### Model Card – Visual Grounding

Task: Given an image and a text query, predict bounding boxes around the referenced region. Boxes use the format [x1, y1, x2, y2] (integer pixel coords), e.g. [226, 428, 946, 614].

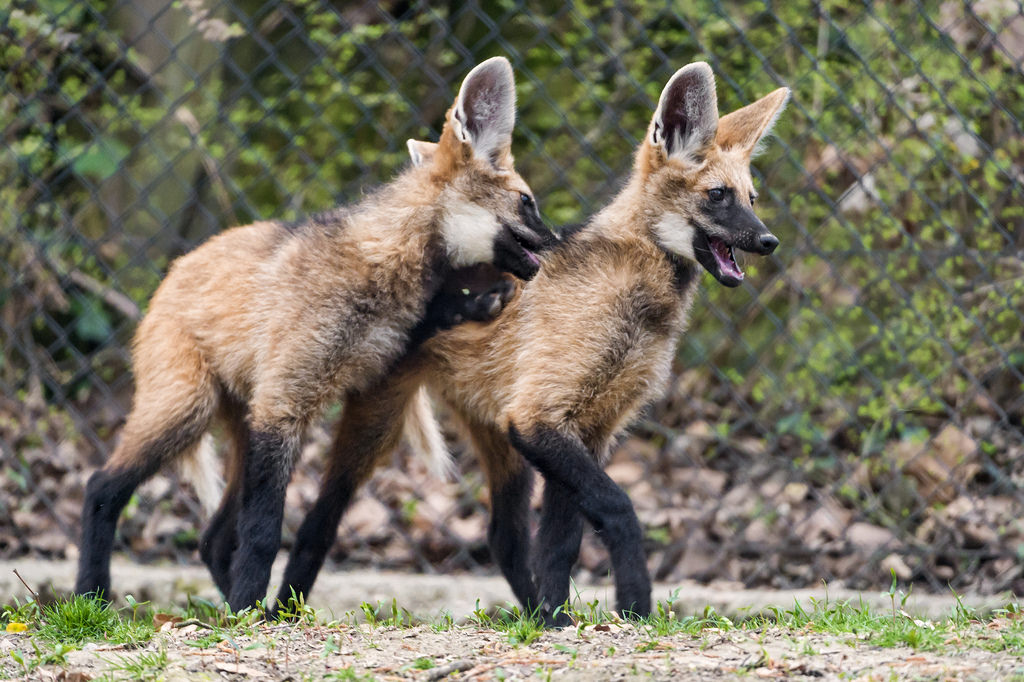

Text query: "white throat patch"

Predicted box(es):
[653, 213, 697, 261]
[443, 201, 499, 266]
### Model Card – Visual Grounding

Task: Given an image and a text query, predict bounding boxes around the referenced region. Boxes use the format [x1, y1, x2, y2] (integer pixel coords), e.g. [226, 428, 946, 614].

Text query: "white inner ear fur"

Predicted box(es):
[652, 63, 718, 164]
[442, 201, 499, 265]
[453, 59, 516, 163]
[653, 213, 697, 262]
[450, 114, 471, 144]
[407, 140, 425, 166]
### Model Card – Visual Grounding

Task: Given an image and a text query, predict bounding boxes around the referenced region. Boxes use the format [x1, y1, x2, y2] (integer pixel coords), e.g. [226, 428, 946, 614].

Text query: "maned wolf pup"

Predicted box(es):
[74, 57, 551, 612]
[261, 63, 790, 622]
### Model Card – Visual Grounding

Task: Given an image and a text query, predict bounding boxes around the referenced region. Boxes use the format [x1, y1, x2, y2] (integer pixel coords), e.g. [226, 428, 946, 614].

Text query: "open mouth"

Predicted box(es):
[709, 236, 743, 282]
[693, 230, 745, 288]
[494, 223, 549, 280]
[510, 229, 541, 267]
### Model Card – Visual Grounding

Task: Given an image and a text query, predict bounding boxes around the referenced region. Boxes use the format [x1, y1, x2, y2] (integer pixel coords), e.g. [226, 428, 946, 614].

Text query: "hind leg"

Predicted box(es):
[199, 399, 248, 597]
[76, 331, 216, 598]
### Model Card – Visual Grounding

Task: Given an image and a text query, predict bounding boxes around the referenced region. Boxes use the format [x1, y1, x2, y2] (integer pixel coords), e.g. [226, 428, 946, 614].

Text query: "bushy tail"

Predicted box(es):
[403, 386, 455, 481]
[177, 432, 223, 517]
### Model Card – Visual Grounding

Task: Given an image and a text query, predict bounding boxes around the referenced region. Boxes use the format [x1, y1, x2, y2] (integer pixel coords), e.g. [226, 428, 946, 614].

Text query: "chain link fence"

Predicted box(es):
[2, 0, 1022, 597]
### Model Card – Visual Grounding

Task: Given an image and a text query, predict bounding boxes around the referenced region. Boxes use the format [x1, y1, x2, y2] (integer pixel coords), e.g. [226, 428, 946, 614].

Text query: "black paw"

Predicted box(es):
[540, 605, 573, 629]
[459, 278, 515, 322]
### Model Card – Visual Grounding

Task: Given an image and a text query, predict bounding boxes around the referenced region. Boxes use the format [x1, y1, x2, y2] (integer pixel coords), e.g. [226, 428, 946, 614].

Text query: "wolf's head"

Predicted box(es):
[637, 62, 789, 287]
[409, 57, 555, 281]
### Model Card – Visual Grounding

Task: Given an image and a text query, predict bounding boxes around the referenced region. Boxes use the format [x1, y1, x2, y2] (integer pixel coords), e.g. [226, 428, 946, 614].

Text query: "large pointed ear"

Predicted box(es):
[716, 87, 790, 158]
[406, 139, 438, 167]
[450, 57, 516, 167]
[650, 62, 718, 164]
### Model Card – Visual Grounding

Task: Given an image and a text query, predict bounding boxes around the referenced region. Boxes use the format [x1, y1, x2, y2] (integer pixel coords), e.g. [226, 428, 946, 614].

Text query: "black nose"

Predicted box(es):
[759, 233, 779, 254]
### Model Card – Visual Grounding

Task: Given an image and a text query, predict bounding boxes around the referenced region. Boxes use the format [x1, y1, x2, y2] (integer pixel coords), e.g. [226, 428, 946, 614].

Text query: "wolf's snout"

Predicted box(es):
[758, 233, 779, 254]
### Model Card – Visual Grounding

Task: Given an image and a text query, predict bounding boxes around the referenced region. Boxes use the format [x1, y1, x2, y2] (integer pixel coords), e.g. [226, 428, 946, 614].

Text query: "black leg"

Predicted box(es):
[199, 494, 241, 598]
[272, 380, 415, 615]
[75, 465, 153, 598]
[76, 415, 206, 598]
[508, 424, 651, 618]
[487, 462, 539, 614]
[533, 478, 584, 626]
[226, 428, 297, 612]
[200, 399, 248, 598]
[272, 473, 357, 612]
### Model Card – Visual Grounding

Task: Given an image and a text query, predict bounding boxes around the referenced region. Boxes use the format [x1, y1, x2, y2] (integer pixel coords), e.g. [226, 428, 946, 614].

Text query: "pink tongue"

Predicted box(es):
[525, 250, 540, 266]
[711, 238, 743, 279]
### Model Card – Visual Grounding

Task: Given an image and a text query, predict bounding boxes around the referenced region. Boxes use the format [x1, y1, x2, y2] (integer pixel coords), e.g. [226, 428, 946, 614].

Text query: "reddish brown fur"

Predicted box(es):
[410, 89, 789, 487]
[270, 66, 791, 618]
[76, 58, 546, 606]
[309, 81, 791, 493]
[108, 78, 537, 473]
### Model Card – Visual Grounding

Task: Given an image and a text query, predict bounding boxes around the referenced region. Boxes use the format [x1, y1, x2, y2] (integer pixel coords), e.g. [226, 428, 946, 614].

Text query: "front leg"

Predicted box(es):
[508, 424, 651, 619]
[226, 426, 300, 613]
[533, 478, 584, 626]
[273, 370, 422, 614]
[408, 265, 516, 350]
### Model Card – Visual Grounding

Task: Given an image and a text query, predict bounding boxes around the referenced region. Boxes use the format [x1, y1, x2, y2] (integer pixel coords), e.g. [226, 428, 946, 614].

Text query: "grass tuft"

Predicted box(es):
[490, 605, 545, 646]
[36, 594, 152, 645]
[101, 647, 168, 681]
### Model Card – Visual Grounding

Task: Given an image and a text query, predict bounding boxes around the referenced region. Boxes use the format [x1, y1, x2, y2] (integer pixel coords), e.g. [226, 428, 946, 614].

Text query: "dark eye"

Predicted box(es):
[708, 187, 726, 202]
[520, 193, 534, 207]
[750, 193, 757, 204]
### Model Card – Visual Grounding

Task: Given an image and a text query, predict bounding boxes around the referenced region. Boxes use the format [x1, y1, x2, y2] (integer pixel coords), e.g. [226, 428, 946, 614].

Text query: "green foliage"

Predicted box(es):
[1, 597, 42, 628]
[4, 1, 1020, 511]
[358, 598, 412, 629]
[491, 605, 545, 646]
[430, 610, 455, 633]
[28, 594, 153, 646]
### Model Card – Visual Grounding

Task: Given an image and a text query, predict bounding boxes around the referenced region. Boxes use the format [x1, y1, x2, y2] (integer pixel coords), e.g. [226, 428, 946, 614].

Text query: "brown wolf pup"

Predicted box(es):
[74, 57, 552, 612]
[212, 62, 789, 621]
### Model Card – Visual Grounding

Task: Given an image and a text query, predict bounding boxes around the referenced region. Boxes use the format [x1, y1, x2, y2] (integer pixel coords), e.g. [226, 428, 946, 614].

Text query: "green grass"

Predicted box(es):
[2, 586, 1021, 680]
[29, 594, 153, 646]
[99, 648, 168, 681]
[545, 583, 1024, 655]
[467, 601, 546, 646]
[749, 595, 1024, 653]
[2, 594, 153, 676]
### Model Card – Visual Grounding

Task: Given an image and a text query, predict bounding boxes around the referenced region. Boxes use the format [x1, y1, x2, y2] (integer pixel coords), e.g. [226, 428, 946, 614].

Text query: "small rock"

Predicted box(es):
[675, 467, 728, 497]
[342, 497, 390, 539]
[606, 460, 645, 487]
[880, 553, 913, 581]
[742, 518, 772, 544]
[783, 482, 809, 504]
[846, 522, 897, 553]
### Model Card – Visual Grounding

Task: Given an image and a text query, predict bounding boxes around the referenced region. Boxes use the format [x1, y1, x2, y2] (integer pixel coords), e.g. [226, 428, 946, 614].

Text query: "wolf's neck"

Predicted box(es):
[344, 169, 445, 250]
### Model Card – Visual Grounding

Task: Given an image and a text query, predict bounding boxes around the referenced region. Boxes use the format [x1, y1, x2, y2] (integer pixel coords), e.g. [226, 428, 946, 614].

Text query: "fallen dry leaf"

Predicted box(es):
[153, 613, 182, 631]
[56, 673, 92, 682]
[217, 639, 239, 654]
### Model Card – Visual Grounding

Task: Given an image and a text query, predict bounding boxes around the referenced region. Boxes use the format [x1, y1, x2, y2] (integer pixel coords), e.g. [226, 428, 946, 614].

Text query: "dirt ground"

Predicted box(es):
[4, 617, 1024, 681]
[2, 559, 1022, 680]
